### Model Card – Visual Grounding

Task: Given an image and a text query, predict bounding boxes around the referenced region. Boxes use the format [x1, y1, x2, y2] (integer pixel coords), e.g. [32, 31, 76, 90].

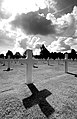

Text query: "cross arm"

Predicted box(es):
[0, 58, 14, 62]
[18, 58, 27, 64]
[39, 99, 55, 117]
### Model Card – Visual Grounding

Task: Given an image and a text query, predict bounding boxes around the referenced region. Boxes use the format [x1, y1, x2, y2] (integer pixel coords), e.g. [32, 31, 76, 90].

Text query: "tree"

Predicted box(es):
[70, 49, 76, 60]
[23, 50, 27, 58]
[57, 52, 64, 59]
[14, 52, 22, 59]
[50, 52, 57, 60]
[0, 54, 4, 58]
[40, 44, 50, 59]
[6, 50, 13, 58]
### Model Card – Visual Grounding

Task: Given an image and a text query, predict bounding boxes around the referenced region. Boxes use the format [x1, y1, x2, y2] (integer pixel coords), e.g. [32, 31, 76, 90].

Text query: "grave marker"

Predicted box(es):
[0, 58, 3, 65]
[3, 55, 13, 71]
[47, 57, 50, 65]
[21, 50, 55, 117]
[2, 57, 5, 66]
[2, 55, 17, 71]
[23, 83, 55, 118]
[19, 49, 38, 84]
[65, 53, 68, 73]
[7, 55, 11, 71]
[58, 58, 60, 65]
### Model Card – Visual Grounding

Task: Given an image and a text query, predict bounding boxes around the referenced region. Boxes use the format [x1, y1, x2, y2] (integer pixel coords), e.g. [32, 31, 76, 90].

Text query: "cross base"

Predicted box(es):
[7, 68, 10, 71]
[2, 64, 5, 66]
[21, 63, 23, 65]
[3, 68, 13, 71]
[22, 83, 55, 118]
[33, 65, 38, 68]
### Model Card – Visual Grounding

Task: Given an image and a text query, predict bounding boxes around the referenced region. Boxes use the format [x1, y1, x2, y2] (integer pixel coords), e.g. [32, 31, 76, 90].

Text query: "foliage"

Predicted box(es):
[14, 52, 22, 59]
[0, 54, 4, 58]
[6, 50, 14, 59]
[40, 44, 50, 59]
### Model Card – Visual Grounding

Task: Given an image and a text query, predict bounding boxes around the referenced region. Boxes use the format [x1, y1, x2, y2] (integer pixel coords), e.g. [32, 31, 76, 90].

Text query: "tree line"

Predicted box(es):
[34, 44, 77, 60]
[0, 44, 77, 60]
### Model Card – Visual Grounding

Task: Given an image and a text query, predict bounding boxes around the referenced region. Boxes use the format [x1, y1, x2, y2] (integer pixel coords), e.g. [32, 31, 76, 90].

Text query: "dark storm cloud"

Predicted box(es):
[55, 0, 77, 15]
[11, 12, 55, 35]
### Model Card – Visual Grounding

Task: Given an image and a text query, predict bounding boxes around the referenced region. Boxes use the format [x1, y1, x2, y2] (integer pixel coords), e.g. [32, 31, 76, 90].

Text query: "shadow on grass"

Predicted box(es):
[22, 83, 55, 118]
[48, 64, 54, 66]
[3, 68, 13, 71]
[67, 72, 77, 77]
[2, 64, 5, 66]
[33, 65, 38, 68]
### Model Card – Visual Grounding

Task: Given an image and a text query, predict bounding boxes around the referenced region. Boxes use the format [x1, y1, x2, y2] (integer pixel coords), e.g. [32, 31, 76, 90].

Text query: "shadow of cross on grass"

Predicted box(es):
[22, 83, 55, 118]
[67, 72, 77, 77]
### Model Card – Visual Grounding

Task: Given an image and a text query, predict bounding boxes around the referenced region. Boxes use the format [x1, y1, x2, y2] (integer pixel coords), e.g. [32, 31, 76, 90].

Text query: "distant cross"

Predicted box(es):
[65, 53, 68, 73]
[7, 55, 11, 71]
[2, 57, 5, 66]
[58, 58, 60, 65]
[22, 83, 55, 118]
[2, 55, 17, 71]
[47, 57, 50, 65]
[2, 55, 13, 71]
[19, 49, 38, 84]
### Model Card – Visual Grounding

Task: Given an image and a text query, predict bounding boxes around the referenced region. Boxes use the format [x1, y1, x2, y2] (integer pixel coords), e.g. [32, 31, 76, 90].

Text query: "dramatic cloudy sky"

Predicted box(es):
[0, 0, 77, 55]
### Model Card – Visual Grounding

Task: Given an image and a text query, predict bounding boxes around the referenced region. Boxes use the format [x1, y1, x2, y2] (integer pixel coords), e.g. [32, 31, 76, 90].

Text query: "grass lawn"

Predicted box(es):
[0, 60, 77, 119]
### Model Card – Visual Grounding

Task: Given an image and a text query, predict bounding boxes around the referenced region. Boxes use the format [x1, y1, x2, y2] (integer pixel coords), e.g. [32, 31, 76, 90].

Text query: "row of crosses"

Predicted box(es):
[0, 49, 55, 118]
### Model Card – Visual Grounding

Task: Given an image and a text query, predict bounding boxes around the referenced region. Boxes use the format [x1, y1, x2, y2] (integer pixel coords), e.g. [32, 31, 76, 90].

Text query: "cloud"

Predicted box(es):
[10, 9, 76, 54]
[47, 37, 71, 52]
[16, 35, 45, 50]
[46, 11, 76, 37]
[65, 37, 77, 46]
[46, 6, 77, 52]
[12, 35, 46, 55]
[0, 0, 11, 19]
[44, 0, 57, 12]
[0, 29, 16, 54]
[46, 13, 57, 23]
[11, 7, 76, 37]
[11, 12, 56, 35]
[0, 0, 77, 55]
[54, 0, 77, 15]
[65, 37, 77, 51]
[55, 14, 76, 37]
[72, 6, 77, 20]
[0, 30, 15, 46]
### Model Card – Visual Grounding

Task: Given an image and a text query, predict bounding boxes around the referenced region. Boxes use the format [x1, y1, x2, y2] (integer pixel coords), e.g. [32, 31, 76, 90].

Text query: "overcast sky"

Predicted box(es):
[0, 0, 77, 55]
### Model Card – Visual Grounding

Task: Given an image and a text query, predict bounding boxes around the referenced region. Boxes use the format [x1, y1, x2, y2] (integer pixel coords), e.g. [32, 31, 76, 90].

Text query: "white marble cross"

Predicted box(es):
[47, 57, 50, 65]
[0, 56, 10, 69]
[65, 53, 68, 73]
[3, 57, 5, 66]
[19, 49, 38, 84]
[0, 49, 37, 84]
[0, 55, 17, 71]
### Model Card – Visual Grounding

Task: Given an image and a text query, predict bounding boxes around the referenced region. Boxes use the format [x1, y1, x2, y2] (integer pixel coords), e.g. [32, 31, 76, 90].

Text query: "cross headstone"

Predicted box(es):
[3, 55, 14, 71]
[58, 58, 60, 65]
[22, 83, 55, 118]
[7, 55, 11, 71]
[26, 50, 34, 84]
[0, 58, 3, 65]
[65, 53, 68, 73]
[21, 50, 55, 117]
[2, 57, 5, 66]
[19, 49, 38, 84]
[47, 57, 50, 65]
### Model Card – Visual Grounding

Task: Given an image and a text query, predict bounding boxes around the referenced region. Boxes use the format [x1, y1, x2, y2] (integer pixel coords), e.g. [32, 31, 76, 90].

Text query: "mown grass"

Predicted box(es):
[0, 60, 77, 118]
